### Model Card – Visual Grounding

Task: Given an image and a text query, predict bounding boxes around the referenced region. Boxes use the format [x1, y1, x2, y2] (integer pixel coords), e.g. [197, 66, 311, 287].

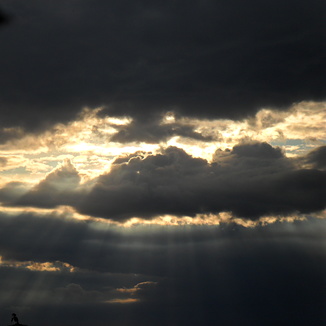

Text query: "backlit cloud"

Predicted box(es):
[1, 141, 323, 224]
[0, 1, 325, 325]
[79, 144, 325, 221]
[0, 257, 77, 273]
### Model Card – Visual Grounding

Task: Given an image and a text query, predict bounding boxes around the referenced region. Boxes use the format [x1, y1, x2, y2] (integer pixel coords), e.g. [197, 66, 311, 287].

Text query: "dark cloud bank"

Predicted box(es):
[0, 210, 325, 326]
[8, 143, 326, 221]
[0, 0, 325, 133]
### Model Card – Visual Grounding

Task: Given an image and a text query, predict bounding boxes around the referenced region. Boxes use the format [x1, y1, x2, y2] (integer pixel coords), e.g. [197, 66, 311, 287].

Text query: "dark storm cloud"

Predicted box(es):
[0, 0, 325, 133]
[78, 143, 326, 221]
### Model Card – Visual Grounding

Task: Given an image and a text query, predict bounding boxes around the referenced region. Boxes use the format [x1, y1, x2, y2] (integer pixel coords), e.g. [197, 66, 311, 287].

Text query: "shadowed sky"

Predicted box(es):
[0, 1, 325, 325]
[0, 0, 325, 130]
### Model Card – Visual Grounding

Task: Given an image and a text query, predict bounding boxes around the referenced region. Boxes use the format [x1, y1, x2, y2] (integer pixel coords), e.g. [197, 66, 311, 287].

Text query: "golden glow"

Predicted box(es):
[0, 101, 324, 227]
[161, 111, 176, 124]
[106, 116, 132, 125]
[106, 298, 139, 304]
[0, 256, 78, 273]
[116, 288, 139, 294]
[0, 203, 323, 229]
[0, 101, 324, 182]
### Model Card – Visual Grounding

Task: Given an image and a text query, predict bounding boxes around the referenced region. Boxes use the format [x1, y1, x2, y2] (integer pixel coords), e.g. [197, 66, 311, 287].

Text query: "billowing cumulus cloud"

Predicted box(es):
[1, 142, 324, 222]
[1, 142, 326, 221]
[0, 141, 324, 224]
[232, 142, 283, 159]
[78, 143, 325, 221]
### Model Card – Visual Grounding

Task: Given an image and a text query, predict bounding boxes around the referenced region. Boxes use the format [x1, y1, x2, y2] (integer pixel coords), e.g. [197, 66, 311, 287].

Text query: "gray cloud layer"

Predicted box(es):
[4, 142, 325, 221]
[0, 210, 325, 326]
[0, 0, 325, 132]
[79, 143, 326, 220]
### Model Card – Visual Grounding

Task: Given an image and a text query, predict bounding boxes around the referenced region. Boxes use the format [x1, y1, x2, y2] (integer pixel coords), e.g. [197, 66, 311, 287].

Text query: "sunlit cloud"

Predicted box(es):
[0, 101, 324, 228]
[0, 101, 324, 186]
[106, 298, 139, 304]
[116, 281, 158, 294]
[120, 212, 318, 228]
[164, 101, 326, 160]
[0, 256, 78, 273]
[108, 281, 158, 304]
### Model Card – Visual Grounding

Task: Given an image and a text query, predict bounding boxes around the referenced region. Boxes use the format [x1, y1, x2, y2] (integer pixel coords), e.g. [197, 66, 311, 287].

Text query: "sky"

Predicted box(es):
[0, 1, 325, 325]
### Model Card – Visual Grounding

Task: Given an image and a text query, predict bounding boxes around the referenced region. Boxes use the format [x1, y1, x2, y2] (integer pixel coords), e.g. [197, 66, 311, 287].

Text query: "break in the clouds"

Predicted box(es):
[0, 0, 325, 133]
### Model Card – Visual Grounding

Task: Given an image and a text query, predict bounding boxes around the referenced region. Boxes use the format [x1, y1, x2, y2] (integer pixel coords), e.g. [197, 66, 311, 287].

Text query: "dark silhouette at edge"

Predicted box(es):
[8, 313, 28, 326]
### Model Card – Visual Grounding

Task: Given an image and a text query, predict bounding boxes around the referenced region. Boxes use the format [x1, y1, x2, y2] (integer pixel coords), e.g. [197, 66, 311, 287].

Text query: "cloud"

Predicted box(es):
[0, 182, 31, 204]
[0, 198, 325, 326]
[15, 159, 82, 208]
[0, 257, 77, 273]
[304, 146, 326, 170]
[0, 102, 323, 168]
[2, 142, 324, 222]
[0, 0, 324, 133]
[110, 281, 158, 304]
[0, 157, 8, 167]
[116, 281, 157, 297]
[53, 283, 104, 303]
[232, 141, 283, 159]
[110, 115, 213, 144]
[78, 143, 326, 221]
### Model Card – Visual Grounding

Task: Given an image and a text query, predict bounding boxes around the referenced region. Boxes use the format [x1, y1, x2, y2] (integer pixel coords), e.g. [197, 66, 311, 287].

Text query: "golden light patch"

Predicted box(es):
[106, 116, 132, 125]
[116, 287, 138, 294]
[106, 298, 139, 304]
[161, 112, 176, 124]
[0, 257, 78, 273]
[0, 203, 322, 229]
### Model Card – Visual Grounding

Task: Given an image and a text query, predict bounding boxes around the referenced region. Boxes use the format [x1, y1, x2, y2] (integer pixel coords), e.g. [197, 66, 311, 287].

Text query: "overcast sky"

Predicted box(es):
[0, 1, 325, 325]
